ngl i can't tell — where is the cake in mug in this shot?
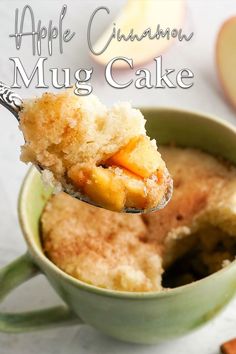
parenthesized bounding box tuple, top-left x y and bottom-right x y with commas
(41, 146, 236, 292)
(19, 90, 171, 212)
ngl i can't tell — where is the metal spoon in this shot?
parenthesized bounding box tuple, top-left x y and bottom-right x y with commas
(0, 81, 173, 214)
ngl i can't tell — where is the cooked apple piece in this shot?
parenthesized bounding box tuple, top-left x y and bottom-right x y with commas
(69, 165, 126, 211)
(118, 169, 147, 209)
(107, 136, 164, 179)
(84, 167, 126, 211)
(216, 16, 236, 110)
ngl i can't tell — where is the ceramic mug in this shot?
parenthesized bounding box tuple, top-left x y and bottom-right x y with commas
(1, 108, 236, 344)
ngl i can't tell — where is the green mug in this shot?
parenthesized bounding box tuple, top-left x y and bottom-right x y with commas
(1, 108, 236, 344)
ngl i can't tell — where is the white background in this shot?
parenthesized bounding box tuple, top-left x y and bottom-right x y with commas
(1, 1, 236, 353)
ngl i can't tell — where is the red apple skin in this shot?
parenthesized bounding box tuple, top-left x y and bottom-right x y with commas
(90, 1, 187, 69)
(216, 16, 236, 111)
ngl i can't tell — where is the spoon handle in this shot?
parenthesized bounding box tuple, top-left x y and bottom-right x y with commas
(0, 82, 23, 120)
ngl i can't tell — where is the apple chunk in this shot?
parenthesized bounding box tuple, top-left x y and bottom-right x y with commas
(121, 169, 148, 209)
(69, 165, 126, 211)
(91, 0, 186, 68)
(216, 16, 236, 110)
(107, 136, 164, 179)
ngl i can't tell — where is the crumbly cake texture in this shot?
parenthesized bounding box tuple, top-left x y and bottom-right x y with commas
(41, 146, 236, 292)
(20, 91, 146, 175)
(41, 193, 163, 292)
(19, 90, 170, 212)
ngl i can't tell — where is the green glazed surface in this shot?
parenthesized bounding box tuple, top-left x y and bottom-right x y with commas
(2, 108, 236, 343)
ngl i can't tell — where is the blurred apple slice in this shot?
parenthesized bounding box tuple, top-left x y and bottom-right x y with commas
(91, 0, 186, 68)
(216, 16, 236, 110)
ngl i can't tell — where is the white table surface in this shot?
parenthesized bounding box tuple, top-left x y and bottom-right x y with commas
(1, 1, 236, 353)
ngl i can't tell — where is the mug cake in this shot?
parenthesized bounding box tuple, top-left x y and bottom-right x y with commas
(41, 146, 236, 292)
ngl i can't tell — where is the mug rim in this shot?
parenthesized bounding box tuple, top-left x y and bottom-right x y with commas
(18, 106, 236, 299)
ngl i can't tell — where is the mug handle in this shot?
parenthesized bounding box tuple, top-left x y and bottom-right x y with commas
(0, 253, 82, 332)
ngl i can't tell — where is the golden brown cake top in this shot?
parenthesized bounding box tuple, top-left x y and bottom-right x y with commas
(41, 192, 163, 292)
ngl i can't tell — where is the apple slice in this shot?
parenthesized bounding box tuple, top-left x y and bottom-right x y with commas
(83, 167, 126, 211)
(121, 169, 148, 209)
(107, 135, 164, 179)
(91, 0, 186, 68)
(216, 16, 236, 110)
(69, 165, 126, 211)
